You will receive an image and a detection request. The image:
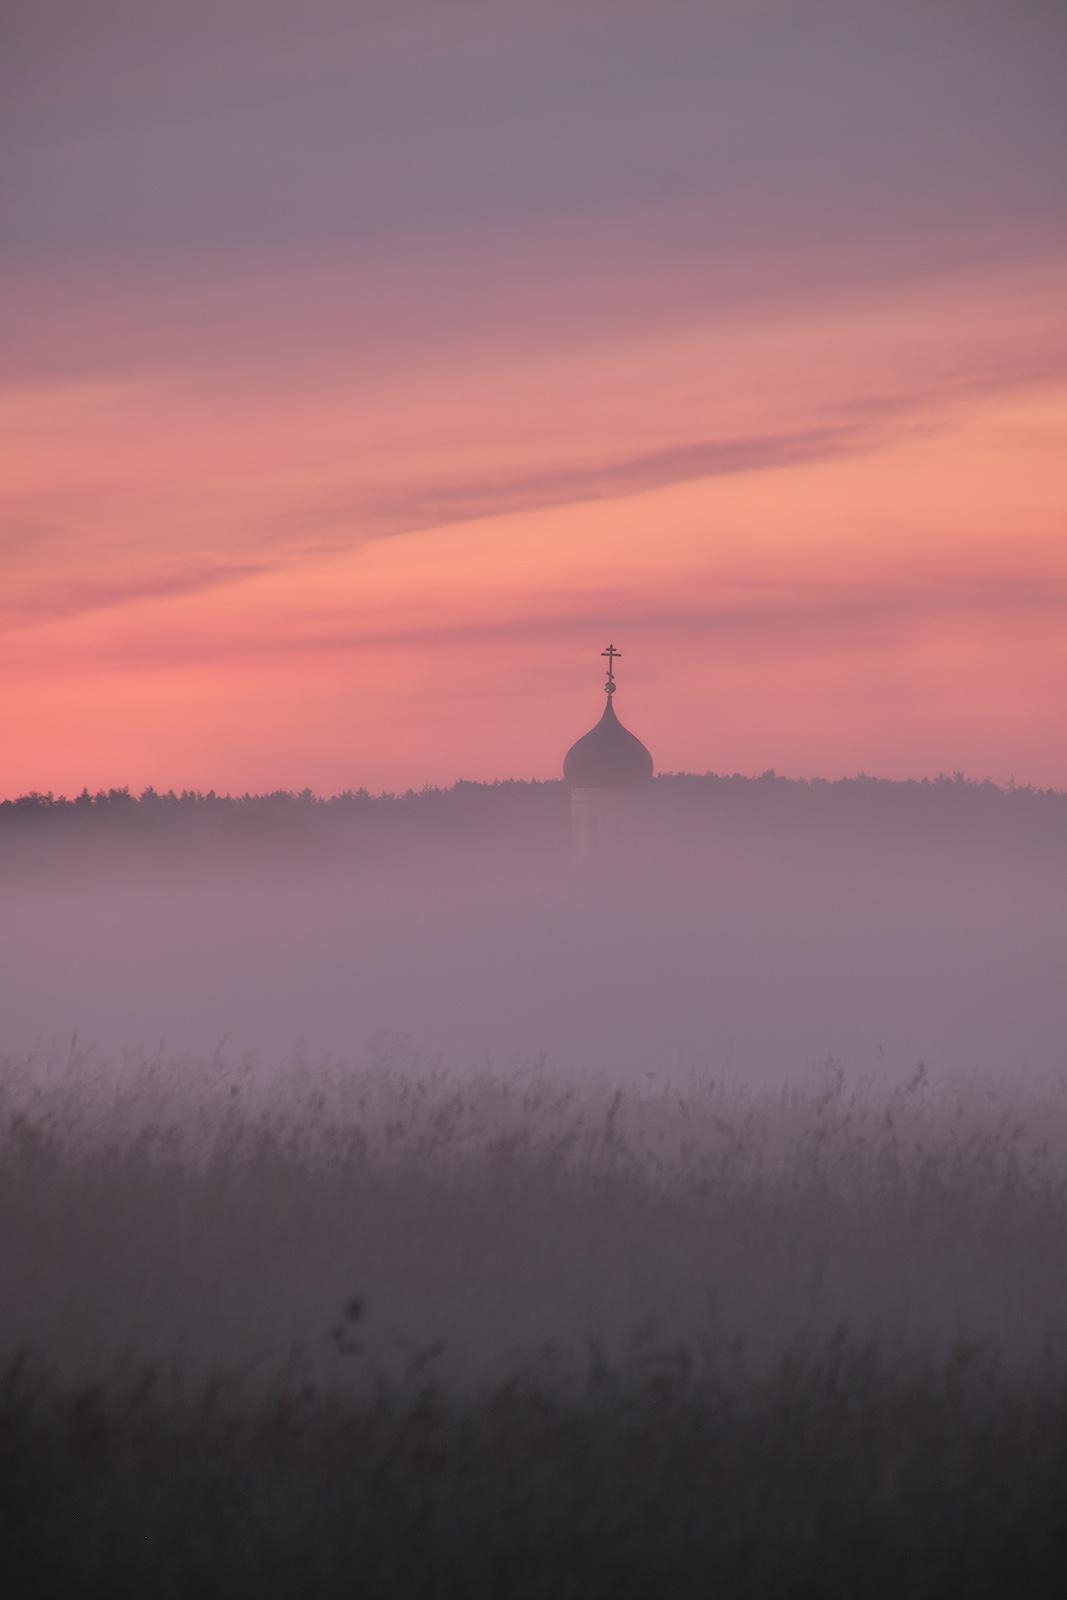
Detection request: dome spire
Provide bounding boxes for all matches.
[563,644,654,787]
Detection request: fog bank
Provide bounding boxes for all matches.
[2,775,1063,1087]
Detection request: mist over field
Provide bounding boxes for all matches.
[3,775,1066,1594]
[3,773,1064,1086]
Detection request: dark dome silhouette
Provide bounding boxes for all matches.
[564,647,654,787]
[564,696,654,786]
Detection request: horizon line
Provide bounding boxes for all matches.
[2,769,1064,807]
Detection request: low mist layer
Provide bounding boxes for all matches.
[2,774,1064,1086]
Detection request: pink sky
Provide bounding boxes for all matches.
[4,0,1066,794]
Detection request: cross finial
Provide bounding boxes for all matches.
[601,643,621,695]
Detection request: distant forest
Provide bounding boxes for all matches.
[2,772,1064,871]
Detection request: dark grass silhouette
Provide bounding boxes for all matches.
[5,1343,1066,1599]
[3,1050,1067,1596]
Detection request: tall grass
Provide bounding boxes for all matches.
[5,1340,1065,1599]
[3,1042,1066,1380]
[3,1044,1066,1594]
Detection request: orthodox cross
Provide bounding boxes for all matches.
[601,643,621,696]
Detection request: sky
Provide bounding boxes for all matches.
[3,0,1066,795]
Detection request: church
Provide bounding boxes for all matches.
[563,645,654,855]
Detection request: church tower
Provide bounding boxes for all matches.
[563,645,654,856]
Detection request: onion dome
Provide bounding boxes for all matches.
[564,645,654,786]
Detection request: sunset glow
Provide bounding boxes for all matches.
[5,1,1066,794]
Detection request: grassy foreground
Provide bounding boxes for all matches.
[4,1342,1066,1599]
[3,1049,1067,1595]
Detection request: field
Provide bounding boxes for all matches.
[3,778,1065,1592]
[3,1044,1067,1596]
